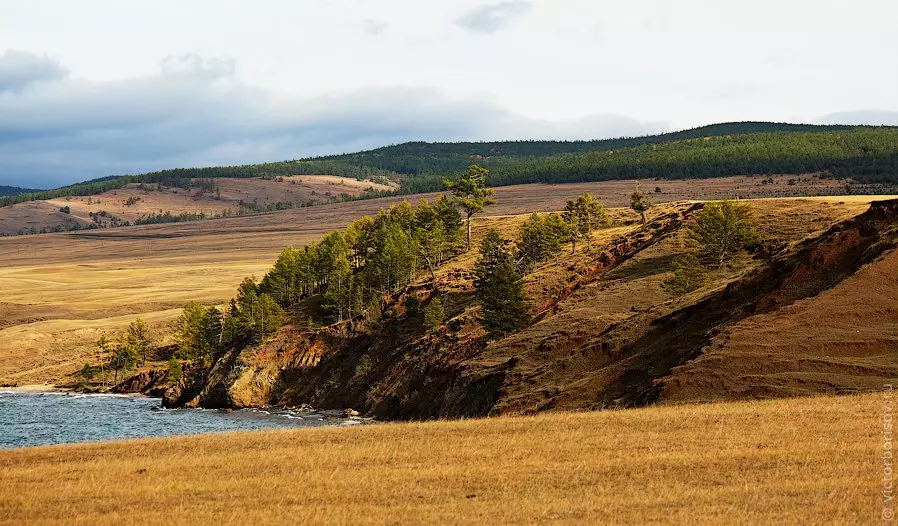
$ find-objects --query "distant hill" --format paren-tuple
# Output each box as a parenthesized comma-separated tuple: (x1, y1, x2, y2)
(315, 122, 860, 176)
(0, 185, 38, 197)
(3, 121, 897, 207)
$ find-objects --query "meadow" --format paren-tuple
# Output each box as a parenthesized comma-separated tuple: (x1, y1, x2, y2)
(0, 392, 886, 525)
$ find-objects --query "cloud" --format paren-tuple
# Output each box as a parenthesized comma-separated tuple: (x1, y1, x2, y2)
(455, 1, 532, 34)
(0, 50, 67, 93)
(0, 51, 663, 188)
(814, 110, 898, 126)
(362, 19, 389, 36)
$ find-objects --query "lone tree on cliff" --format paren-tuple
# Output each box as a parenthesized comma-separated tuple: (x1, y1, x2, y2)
(443, 165, 497, 251)
(690, 199, 759, 268)
(630, 188, 651, 225)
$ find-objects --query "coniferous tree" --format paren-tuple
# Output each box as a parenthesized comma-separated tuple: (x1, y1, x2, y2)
(517, 212, 569, 270)
(474, 230, 529, 337)
(690, 200, 759, 268)
(443, 165, 497, 251)
(563, 193, 607, 253)
(663, 254, 707, 296)
(630, 189, 651, 225)
(423, 297, 445, 332)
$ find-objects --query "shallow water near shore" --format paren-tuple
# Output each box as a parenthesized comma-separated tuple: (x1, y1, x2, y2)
(0, 391, 338, 449)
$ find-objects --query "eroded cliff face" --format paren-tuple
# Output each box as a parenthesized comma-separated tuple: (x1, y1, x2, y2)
(161, 200, 898, 420)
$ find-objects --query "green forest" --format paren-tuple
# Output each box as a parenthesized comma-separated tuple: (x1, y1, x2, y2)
(0, 185, 37, 197)
(4, 122, 897, 208)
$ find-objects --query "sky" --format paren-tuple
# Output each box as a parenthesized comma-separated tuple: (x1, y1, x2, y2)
(1, 0, 897, 188)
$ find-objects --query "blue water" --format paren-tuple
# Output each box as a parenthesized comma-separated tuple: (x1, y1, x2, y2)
(0, 391, 337, 449)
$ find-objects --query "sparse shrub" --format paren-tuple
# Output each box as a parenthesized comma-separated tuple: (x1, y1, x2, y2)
(423, 298, 445, 332)
(654, 186, 662, 193)
(166, 359, 183, 385)
(406, 295, 422, 317)
(663, 254, 707, 296)
(59, 205, 71, 214)
(80, 362, 98, 381)
(354, 354, 373, 378)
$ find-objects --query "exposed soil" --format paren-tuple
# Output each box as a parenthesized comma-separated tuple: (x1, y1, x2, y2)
(161, 198, 898, 419)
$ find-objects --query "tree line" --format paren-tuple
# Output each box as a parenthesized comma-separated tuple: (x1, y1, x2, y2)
(8, 124, 894, 209)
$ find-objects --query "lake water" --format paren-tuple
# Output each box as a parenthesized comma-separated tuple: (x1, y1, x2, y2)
(0, 391, 338, 449)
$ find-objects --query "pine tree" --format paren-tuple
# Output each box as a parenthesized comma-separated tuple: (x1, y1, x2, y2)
(518, 212, 569, 269)
(412, 198, 448, 284)
(563, 193, 607, 253)
(690, 200, 759, 268)
(630, 190, 651, 225)
(443, 165, 497, 251)
(663, 254, 707, 296)
(474, 230, 529, 337)
(124, 317, 153, 365)
(423, 297, 445, 332)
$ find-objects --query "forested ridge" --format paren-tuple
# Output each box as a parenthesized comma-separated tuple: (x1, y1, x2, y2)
(0, 185, 38, 197)
(314, 122, 860, 176)
(4, 122, 897, 207)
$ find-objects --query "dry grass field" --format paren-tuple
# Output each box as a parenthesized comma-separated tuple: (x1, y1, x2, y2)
(0, 177, 890, 387)
(0, 392, 888, 525)
(0, 175, 393, 236)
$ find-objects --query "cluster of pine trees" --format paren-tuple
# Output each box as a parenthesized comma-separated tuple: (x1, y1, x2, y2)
(171, 160, 647, 356)
(172, 194, 466, 361)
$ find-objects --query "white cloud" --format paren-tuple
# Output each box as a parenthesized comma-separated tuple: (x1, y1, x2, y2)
(0, 52, 663, 188)
(455, 1, 532, 34)
(814, 110, 898, 127)
(0, 1, 896, 187)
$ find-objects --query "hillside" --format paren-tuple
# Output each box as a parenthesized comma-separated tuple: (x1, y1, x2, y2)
(313, 122, 860, 175)
(5, 122, 897, 213)
(157, 193, 898, 418)
(0, 176, 870, 388)
(0, 175, 394, 236)
(0, 392, 881, 524)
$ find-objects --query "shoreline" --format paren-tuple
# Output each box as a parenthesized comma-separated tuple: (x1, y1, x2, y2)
(1, 383, 66, 393)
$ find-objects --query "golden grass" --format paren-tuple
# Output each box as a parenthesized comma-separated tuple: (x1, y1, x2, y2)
(0, 179, 887, 386)
(0, 392, 886, 525)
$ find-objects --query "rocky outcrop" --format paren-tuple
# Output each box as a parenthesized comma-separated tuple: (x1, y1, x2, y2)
(114, 369, 170, 397)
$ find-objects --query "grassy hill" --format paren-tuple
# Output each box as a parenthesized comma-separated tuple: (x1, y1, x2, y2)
(315, 122, 861, 179)
(148, 192, 898, 417)
(5, 122, 896, 208)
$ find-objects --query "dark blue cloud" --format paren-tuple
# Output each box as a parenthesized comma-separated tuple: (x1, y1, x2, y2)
(0, 51, 663, 189)
(0, 50, 67, 92)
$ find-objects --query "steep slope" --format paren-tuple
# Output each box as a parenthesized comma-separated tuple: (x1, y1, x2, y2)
(659, 245, 898, 401)
(162, 198, 898, 418)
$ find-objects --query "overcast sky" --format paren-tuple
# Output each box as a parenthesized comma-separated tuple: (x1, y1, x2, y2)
(1, 0, 897, 188)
